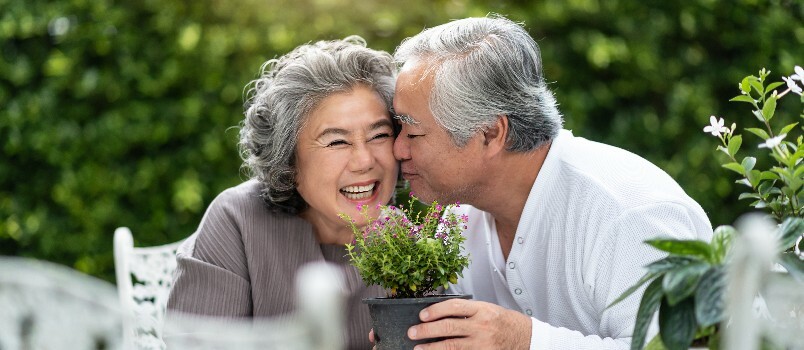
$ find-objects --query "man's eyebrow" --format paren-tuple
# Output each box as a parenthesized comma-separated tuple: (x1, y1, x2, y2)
(393, 114, 420, 125)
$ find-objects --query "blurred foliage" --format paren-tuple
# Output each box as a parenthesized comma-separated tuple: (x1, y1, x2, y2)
(1, 0, 802, 281)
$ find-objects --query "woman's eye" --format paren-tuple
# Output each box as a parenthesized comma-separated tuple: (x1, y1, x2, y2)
(407, 134, 423, 139)
(370, 133, 392, 141)
(326, 140, 349, 147)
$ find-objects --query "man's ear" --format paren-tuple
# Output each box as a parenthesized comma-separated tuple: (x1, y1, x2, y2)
(482, 115, 509, 154)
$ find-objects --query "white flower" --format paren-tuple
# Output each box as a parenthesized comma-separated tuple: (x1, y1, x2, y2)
(703, 115, 728, 137)
(792, 65, 804, 81)
(782, 76, 803, 96)
(758, 134, 787, 149)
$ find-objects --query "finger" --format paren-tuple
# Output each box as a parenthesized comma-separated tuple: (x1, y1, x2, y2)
(420, 299, 479, 321)
(409, 318, 469, 341)
(413, 337, 469, 350)
(369, 328, 375, 343)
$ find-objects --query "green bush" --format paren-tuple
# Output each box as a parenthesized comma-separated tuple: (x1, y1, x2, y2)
(1, 0, 802, 281)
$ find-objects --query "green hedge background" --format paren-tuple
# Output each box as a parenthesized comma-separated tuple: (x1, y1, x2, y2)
(2, 0, 803, 281)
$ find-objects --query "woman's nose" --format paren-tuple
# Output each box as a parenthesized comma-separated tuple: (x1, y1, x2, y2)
(349, 144, 375, 173)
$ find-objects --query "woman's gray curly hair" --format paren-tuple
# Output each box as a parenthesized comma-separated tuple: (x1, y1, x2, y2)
(239, 36, 396, 215)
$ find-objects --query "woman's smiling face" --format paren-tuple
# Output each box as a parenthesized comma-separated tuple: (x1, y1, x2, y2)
(295, 84, 398, 244)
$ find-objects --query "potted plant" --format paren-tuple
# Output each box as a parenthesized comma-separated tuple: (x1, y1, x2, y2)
(341, 193, 471, 350)
(608, 67, 804, 350)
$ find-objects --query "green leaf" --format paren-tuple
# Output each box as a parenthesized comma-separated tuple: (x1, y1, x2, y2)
(759, 171, 780, 181)
(753, 109, 765, 122)
(729, 95, 755, 104)
(662, 261, 709, 305)
(694, 266, 726, 327)
(646, 256, 701, 273)
(745, 127, 770, 140)
(772, 167, 795, 185)
(765, 81, 784, 95)
(748, 169, 761, 188)
(761, 94, 777, 122)
(795, 163, 804, 179)
(727, 135, 742, 157)
(741, 156, 756, 172)
(777, 252, 804, 283)
(646, 239, 713, 260)
(748, 76, 764, 96)
(721, 162, 744, 175)
(776, 217, 804, 252)
(738, 192, 760, 200)
(779, 122, 799, 136)
(631, 278, 665, 350)
(710, 225, 735, 263)
(740, 77, 752, 94)
(659, 297, 697, 350)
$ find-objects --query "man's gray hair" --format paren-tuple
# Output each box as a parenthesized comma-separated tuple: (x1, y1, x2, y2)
(239, 36, 395, 215)
(394, 15, 563, 151)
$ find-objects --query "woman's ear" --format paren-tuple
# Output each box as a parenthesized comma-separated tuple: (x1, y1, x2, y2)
(482, 115, 510, 153)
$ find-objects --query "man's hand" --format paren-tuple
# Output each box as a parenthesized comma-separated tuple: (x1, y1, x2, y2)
(406, 299, 532, 350)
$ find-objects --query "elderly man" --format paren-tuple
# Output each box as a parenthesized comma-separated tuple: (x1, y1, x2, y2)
(389, 15, 713, 350)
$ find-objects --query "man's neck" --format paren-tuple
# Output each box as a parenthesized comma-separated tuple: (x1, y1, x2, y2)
(474, 142, 551, 260)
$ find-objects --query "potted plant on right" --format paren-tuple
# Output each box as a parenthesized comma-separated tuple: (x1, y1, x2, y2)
(608, 66, 804, 350)
(341, 194, 471, 350)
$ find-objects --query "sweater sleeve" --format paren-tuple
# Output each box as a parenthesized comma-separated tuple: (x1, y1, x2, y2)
(531, 201, 710, 350)
(166, 190, 253, 317)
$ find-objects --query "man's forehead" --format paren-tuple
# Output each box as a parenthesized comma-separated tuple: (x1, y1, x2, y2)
(396, 59, 436, 94)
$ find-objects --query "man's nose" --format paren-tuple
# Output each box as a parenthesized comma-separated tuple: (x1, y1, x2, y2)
(393, 134, 411, 161)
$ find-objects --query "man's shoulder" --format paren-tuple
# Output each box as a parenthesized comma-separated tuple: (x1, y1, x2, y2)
(555, 133, 684, 194)
(540, 131, 706, 219)
(555, 131, 662, 175)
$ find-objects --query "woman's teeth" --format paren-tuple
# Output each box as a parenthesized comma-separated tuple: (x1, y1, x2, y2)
(341, 183, 376, 200)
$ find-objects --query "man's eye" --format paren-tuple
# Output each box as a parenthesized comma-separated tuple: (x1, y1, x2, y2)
(326, 140, 349, 147)
(407, 134, 423, 139)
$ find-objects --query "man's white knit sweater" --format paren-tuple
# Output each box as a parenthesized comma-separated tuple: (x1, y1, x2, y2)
(448, 130, 713, 350)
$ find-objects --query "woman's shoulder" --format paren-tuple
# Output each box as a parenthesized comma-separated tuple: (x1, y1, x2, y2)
(203, 180, 309, 236)
(213, 179, 265, 207)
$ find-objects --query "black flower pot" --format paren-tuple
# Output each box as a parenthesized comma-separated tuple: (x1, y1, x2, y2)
(363, 294, 472, 350)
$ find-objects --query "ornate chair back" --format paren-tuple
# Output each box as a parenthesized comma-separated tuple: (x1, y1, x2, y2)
(114, 227, 185, 350)
(0, 256, 127, 350)
(162, 261, 346, 350)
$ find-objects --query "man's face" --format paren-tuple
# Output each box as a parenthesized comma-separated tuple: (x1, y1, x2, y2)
(392, 61, 484, 204)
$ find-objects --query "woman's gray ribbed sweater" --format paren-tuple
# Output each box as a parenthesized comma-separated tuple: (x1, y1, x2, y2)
(166, 180, 384, 349)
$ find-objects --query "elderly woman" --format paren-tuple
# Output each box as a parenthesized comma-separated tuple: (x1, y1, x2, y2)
(166, 36, 397, 349)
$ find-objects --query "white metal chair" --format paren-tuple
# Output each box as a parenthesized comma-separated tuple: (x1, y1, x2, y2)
(723, 215, 804, 350)
(114, 227, 186, 350)
(0, 256, 127, 350)
(162, 262, 346, 350)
